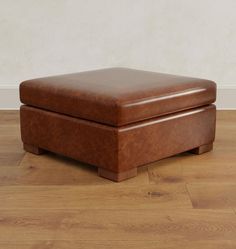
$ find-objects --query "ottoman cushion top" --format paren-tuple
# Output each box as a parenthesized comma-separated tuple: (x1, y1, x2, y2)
(20, 67, 216, 126)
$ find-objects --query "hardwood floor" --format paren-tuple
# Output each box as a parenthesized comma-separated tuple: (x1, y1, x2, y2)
(0, 110, 236, 249)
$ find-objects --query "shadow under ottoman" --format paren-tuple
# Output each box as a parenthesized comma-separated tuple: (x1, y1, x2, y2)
(20, 68, 216, 181)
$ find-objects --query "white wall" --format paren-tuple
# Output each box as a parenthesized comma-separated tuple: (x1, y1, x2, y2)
(0, 0, 236, 108)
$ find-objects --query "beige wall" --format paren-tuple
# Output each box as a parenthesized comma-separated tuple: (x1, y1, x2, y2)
(0, 0, 236, 88)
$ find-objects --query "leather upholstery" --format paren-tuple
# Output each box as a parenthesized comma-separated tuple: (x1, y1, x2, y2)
(20, 104, 216, 172)
(20, 68, 216, 126)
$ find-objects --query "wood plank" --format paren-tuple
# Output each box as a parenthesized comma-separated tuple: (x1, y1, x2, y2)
(0, 125, 21, 137)
(0, 137, 23, 153)
(148, 148, 236, 184)
(0, 209, 235, 241)
(0, 111, 19, 125)
(0, 165, 148, 186)
(217, 110, 236, 121)
(0, 152, 148, 186)
(186, 183, 236, 209)
(0, 113, 24, 166)
(0, 151, 24, 167)
(148, 155, 183, 184)
(0, 240, 235, 249)
(182, 159, 236, 183)
(0, 182, 191, 209)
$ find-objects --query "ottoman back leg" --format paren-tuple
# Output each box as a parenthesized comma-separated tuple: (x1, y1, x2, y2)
(23, 143, 45, 155)
(189, 143, 213, 155)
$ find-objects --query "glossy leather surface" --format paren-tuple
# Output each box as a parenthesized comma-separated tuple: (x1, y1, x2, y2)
(20, 104, 216, 173)
(20, 68, 216, 126)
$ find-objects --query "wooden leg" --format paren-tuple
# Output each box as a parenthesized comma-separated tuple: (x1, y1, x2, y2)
(23, 143, 45, 155)
(189, 143, 213, 155)
(98, 167, 137, 182)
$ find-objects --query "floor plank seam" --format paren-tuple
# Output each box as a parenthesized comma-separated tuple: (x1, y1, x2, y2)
(17, 151, 26, 166)
(232, 208, 236, 216)
(184, 183, 194, 208)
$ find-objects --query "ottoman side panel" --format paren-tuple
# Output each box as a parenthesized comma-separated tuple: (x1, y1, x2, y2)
(20, 105, 119, 170)
(117, 105, 216, 171)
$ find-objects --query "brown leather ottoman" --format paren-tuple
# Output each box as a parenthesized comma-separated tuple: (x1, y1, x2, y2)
(20, 68, 216, 181)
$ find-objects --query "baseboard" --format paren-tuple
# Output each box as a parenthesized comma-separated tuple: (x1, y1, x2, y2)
(0, 86, 21, 109)
(0, 86, 235, 110)
(216, 87, 236, 109)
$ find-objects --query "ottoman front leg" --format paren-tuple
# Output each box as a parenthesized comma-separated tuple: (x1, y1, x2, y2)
(98, 167, 137, 182)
